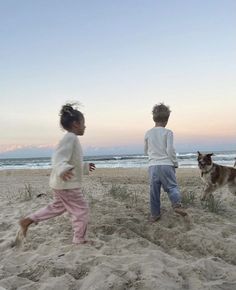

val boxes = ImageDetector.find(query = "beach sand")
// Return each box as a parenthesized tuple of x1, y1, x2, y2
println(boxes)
(0, 168, 236, 290)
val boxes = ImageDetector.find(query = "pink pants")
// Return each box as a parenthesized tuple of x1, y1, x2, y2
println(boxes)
(28, 188, 89, 244)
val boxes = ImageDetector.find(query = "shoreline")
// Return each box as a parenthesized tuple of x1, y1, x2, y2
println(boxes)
(1, 150, 235, 171)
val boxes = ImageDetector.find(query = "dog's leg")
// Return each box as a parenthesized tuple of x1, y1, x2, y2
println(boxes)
(201, 185, 216, 201)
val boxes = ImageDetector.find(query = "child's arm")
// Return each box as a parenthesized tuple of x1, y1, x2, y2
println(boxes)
(83, 162, 96, 175)
(166, 131, 178, 168)
(53, 134, 75, 178)
(144, 133, 148, 155)
(144, 139, 148, 155)
(61, 168, 74, 181)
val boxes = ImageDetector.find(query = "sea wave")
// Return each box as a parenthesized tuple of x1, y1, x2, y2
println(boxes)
(0, 151, 235, 170)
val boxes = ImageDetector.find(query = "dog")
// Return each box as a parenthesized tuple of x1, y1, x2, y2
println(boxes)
(197, 151, 236, 200)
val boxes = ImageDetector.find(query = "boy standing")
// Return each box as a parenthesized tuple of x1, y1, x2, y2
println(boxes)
(144, 103, 187, 222)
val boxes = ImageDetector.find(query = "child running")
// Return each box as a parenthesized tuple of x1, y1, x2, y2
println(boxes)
(17, 103, 95, 244)
(144, 103, 187, 222)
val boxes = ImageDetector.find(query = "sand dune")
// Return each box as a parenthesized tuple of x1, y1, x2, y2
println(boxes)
(0, 168, 236, 289)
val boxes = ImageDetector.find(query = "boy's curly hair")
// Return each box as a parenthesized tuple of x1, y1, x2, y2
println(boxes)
(152, 103, 171, 123)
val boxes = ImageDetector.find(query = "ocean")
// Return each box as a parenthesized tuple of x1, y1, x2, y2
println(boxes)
(0, 151, 235, 170)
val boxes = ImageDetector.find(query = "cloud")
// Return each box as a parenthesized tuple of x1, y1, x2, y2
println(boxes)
(1, 140, 235, 159)
(84, 145, 144, 156)
(0, 144, 144, 159)
(0, 145, 55, 158)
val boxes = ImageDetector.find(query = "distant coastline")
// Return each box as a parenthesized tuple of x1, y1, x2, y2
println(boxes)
(0, 150, 235, 170)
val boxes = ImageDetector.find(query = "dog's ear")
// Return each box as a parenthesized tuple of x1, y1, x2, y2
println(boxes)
(197, 151, 201, 156)
(206, 153, 214, 158)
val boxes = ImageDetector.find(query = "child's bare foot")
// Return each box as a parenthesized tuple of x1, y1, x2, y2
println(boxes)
(83, 240, 95, 245)
(19, 217, 34, 237)
(14, 218, 34, 247)
(174, 207, 188, 217)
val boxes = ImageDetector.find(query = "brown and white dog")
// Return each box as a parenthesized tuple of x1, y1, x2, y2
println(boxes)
(197, 151, 236, 200)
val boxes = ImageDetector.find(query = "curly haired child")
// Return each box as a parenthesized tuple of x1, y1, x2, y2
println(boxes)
(17, 103, 95, 244)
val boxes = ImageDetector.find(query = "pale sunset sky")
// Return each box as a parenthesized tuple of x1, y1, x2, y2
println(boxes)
(1, 0, 236, 157)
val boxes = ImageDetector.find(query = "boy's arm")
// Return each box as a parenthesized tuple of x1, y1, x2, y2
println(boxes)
(166, 131, 178, 168)
(144, 132, 148, 155)
(144, 139, 148, 155)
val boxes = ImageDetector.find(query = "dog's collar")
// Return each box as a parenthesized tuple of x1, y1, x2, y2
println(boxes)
(201, 165, 213, 176)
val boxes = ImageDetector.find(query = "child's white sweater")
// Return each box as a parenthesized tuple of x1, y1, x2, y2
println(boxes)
(144, 127, 179, 167)
(49, 132, 89, 190)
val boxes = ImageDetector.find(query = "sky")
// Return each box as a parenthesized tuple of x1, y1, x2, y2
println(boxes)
(1, 0, 236, 158)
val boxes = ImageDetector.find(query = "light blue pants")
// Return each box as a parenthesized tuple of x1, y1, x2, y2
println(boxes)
(148, 165, 181, 217)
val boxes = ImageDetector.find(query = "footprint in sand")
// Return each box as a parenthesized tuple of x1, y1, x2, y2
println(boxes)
(0, 222, 12, 231)
(0, 238, 16, 250)
(93, 224, 117, 235)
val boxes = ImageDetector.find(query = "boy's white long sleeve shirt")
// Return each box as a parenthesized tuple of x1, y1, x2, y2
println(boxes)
(49, 132, 89, 190)
(144, 127, 178, 167)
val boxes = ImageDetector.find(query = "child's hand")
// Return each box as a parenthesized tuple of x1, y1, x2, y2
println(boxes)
(89, 163, 96, 171)
(61, 168, 74, 181)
